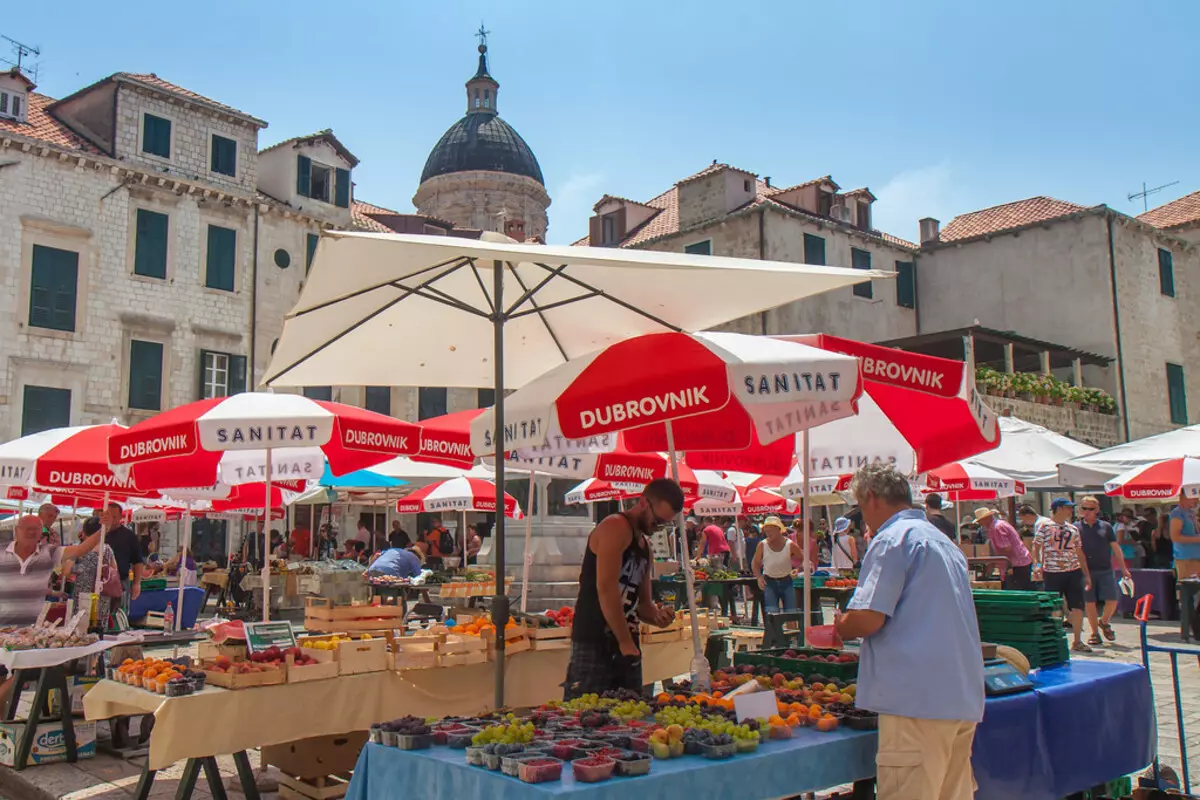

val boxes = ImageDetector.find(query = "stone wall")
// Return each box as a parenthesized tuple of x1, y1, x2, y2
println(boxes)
(985, 395, 1122, 448)
(413, 170, 550, 239)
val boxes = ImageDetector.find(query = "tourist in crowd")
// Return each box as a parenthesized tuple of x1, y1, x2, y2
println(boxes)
(684, 517, 700, 558)
(465, 527, 482, 565)
(697, 518, 731, 568)
(163, 546, 198, 587)
(1032, 498, 1092, 652)
(355, 518, 374, 549)
(367, 544, 425, 580)
(1017, 504, 1052, 536)
(1114, 509, 1141, 566)
(924, 493, 957, 539)
(388, 520, 411, 549)
(289, 523, 312, 559)
(1168, 493, 1200, 641)
(38, 503, 61, 546)
(1076, 495, 1130, 645)
(269, 529, 287, 557)
(753, 516, 802, 613)
(563, 479, 682, 699)
(423, 516, 455, 561)
(726, 516, 746, 571)
(68, 517, 120, 629)
(788, 518, 819, 572)
(100, 502, 144, 608)
(1134, 508, 1159, 565)
(316, 524, 337, 560)
(243, 521, 264, 568)
(1, 515, 105, 626)
(1154, 508, 1176, 568)
(975, 507, 1033, 590)
(829, 516, 858, 574)
(834, 464, 984, 800)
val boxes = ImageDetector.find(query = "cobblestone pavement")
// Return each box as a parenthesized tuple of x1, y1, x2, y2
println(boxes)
(0, 617, 1194, 799)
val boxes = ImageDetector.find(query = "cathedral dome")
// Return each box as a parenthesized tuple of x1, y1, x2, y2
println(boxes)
(420, 113, 544, 185)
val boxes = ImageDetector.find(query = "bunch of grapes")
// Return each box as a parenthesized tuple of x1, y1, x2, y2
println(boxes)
(482, 742, 526, 756)
(380, 715, 431, 735)
(600, 688, 644, 701)
(559, 693, 607, 712)
(608, 700, 651, 721)
(472, 722, 536, 746)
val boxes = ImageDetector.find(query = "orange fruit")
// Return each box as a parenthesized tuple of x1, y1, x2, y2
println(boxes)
(785, 713, 800, 726)
(712, 691, 724, 699)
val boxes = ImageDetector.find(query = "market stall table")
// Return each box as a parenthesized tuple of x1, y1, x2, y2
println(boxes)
(128, 587, 206, 629)
(792, 581, 855, 614)
(1116, 568, 1177, 621)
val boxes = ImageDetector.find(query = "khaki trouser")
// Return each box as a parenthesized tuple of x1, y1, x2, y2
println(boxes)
(1176, 558, 1200, 580)
(876, 714, 977, 800)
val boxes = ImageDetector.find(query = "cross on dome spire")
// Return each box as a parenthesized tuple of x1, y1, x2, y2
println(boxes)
(465, 26, 499, 115)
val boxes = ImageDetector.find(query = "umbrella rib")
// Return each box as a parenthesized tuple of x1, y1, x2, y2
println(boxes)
(504, 262, 568, 317)
(508, 291, 602, 319)
(466, 258, 496, 315)
(290, 256, 470, 319)
(406, 283, 492, 318)
(528, 262, 684, 332)
(506, 262, 569, 361)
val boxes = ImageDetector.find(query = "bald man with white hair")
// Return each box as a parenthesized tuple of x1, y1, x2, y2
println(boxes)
(38, 503, 60, 545)
(2, 515, 103, 626)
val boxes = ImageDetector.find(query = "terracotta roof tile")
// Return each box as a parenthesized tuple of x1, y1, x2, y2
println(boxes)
(880, 231, 919, 250)
(351, 200, 399, 233)
(0, 92, 102, 153)
(937, 196, 1087, 242)
(259, 129, 359, 167)
(117, 73, 266, 126)
(1139, 190, 1200, 230)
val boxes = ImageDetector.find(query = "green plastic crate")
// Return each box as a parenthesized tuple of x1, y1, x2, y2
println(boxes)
(140, 578, 167, 592)
(733, 648, 859, 680)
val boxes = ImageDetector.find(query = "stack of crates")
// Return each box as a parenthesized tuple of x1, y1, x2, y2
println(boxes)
(972, 590, 1070, 669)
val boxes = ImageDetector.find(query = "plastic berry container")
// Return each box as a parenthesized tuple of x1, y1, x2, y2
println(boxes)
(381, 730, 400, 748)
(483, 752, 504, 771)
(368, 726, 382, 744)
(445, 729, 480, 749)
(683, 738, 705, 756)
(614, 752, 652, 777)
(702, 742, 736, 760)
(396, 733, 433, 750)
(518, 757, 564, 784)
(572, 756, 616, 783)
(735, 737, 759, 754)
(464, 745, 487, 765)
(502, 753, 541, 777)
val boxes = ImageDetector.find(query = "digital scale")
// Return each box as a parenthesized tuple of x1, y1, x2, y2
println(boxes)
(983, 658, 1034, 696)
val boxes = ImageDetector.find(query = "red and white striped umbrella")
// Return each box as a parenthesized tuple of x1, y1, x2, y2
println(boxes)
(0, 424, 149, 499)
(565, 478, 641, 505)
(927, 461, 1025, 498)
(396, 476, 523, 518)
(1104, 458, 1200, 500)
(688, 488, 798, 517)
(108, 392, 421, 489)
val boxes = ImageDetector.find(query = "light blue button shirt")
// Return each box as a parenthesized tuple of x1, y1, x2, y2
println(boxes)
(847, 508, 985, 722)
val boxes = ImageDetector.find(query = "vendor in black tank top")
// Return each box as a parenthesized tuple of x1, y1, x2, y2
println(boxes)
(564, 478, 685, 700)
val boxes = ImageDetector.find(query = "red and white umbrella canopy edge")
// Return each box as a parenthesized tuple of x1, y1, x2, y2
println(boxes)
(396, 476, 523, 518)
(107, 392, 422, 489)
(415, 409, 484, 468)
(926, 461, 1025, 498)
(1104, 458, 1200, 500)
(688, 488, 798, 517)
(565, 478, 642, 505)
(470, 331, 862, 458)
(0, 424, 154, 500)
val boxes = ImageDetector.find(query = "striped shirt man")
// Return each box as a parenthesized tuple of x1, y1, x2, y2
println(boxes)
(0, 515, 104, 626)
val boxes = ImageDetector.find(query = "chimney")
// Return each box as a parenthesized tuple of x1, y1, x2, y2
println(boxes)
(919, 217, 940, 245)
(764, 177, 771, 188)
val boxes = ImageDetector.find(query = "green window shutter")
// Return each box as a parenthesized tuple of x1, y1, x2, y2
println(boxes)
(1167, 363, 1188, 425)
(895, 261, 915, 309)
(306, 233, 319, 275)
(230, 355, 248, 394)
(297, 155, 312, 197)
(134, 209, 169, 278)
(334, 168, 351, 208)
(303, 386, 332, 402)
(803, 234, 825, 266)
(21, 385, 71, 435)
(851, 248, 873, 299)
(211, 135, 237, 177)
(142, 114, 171, 158)
(206, 225, 237, 291)
(684, 240, 711, 255)
(128, 340, 164, 410)
(29, 244, 78, 332)
(364, 386, 391, 415)
(1159, 249, 1175, 297)
(477, 388, 495, 408)
(418, 387, 447, 420)
(198, 349, 213, 399)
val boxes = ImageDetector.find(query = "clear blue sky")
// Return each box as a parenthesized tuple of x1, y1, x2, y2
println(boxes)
(6, 0, 1198, 244)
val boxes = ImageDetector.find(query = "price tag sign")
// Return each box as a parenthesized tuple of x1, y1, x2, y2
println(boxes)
(243, 621, 297, 653)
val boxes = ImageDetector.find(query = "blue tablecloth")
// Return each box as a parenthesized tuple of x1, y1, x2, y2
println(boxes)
(345, 660, 1153, 800)
(127, 587, 206, 629)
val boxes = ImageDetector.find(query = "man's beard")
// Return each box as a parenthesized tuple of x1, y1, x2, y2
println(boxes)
(630, 509, 654, 535)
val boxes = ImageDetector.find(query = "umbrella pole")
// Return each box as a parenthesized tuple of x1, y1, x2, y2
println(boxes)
(490, 258, 509, 711)
(176, 504, 192, 631)
(801, 431, 812, 644)
(665, 421, 709, 692)
(520, 469, 534, 613)
(262, 449, 273, 622)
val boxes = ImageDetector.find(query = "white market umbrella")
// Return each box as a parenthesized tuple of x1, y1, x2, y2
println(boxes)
(1103, 458, 1200, 501)
(926, 461, 1025, 498)
(1058, 424, 1200, 487)
(263, 231, 887, 708)
(969, 416, 1096, 490)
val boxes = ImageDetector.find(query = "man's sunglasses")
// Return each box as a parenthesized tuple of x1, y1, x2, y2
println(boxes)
(1079, 506, 1100, 512)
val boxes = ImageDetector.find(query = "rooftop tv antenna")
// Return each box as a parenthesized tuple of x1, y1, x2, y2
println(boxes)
(1129, 180, 1179, 212)
(0, 35, 41, 84)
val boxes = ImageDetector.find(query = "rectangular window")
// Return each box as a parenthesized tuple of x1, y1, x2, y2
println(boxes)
(199, 350, 246, 399)
(857, 201, 871, 231)
(306, 233, 319, 274)
(309, 163, 332, 203)
(364, 386, 391, 415)
(684, 240, 711, 256)
(1167, 363, 1188, 425)
(0, 92, 7, 115)
(21, 385, 71, 435)
(477, 388, 496, 408)
(1159, 248, 1175, 297)
(29, 244, 79, 332)
(142, 113, 171, 158)
(303, 386, 333, 401)
(895, 261, 915, 309)
(134, 209, 169, 279)
(211, 134, 237, 177)
(851, 248, 873, 299)
(205, 224, 237, 291)
(818, 191, 834, 217)
(418, 387, 448, 420)
(128, 340, 164, 411)
(601, 216, 616, 245)
(803, 233, 826, 266)
(11, 95, 20, 119)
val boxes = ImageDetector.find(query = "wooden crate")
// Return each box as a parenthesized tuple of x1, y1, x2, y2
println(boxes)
(335, 638, 388, 675)
(436, 635, 488, 655)
(642, 627, 684, 644)
(286, 656, 339, 684)
(201, 663, 285, 689)
(278, 771, 351, 800)
(438, 650, 488, 668)
(390, 649, 438, 670)
(197, 641, 247, 661)
(530, 637, 571, 651)
(304, 598, 406, 630)
(524, 625, 571, 641)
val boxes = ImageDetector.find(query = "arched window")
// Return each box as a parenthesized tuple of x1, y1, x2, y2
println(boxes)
(484, 91, 490, 108)
(473, 89, 480, 109)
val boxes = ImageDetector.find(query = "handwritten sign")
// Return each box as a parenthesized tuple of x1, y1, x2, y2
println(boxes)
(243, 621, 296, 653)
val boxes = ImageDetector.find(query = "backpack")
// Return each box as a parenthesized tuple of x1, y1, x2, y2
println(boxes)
(438, 530, 456, 556)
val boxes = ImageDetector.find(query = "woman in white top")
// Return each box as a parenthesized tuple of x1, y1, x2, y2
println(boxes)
(829, 516, 858, 574)
(753, 516, 803, 612)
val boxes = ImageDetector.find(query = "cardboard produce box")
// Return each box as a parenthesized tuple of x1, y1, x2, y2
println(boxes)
(263, 732, 367, 780)
(0, 721, 96, 767)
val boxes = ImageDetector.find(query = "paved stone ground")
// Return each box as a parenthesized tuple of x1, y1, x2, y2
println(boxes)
(0, 616, 1195, 799)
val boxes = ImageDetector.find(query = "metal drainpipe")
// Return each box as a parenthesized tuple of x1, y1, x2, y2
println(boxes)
(759, 208, 768, 334)
(249, 205, 260, 388)
(1105, 214, 1131, 441)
